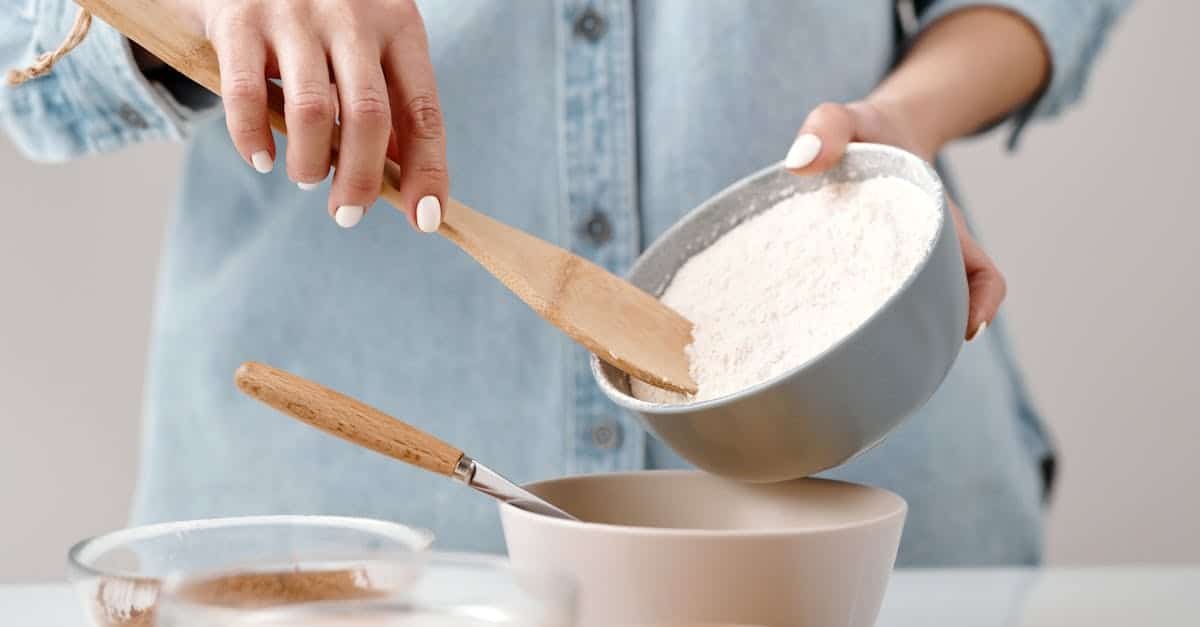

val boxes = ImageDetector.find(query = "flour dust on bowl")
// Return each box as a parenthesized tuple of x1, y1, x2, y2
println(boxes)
(67, 515, 433, 627)
(593, 143, 969, 481)
(499, 470, 907, 627)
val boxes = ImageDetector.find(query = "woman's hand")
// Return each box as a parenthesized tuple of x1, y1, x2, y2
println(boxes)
(778, 8, 1051, 341)
(165, 0, 446, 231)
(783, 100, 1004, 341)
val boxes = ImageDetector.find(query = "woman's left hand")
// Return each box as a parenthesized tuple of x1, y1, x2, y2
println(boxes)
(784, 100, 1003, 341)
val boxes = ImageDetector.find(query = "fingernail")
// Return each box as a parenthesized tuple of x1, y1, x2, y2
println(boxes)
(250, 151, 273, 174)
(784, 134, 822, 170)
(969, 320, 989, 341)
(416, 195, 442, 233)
(334, 205, 364, 229)
(298, 167, 331, 190)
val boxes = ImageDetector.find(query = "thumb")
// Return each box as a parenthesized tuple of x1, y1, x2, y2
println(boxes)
(784, 102, 859, 174)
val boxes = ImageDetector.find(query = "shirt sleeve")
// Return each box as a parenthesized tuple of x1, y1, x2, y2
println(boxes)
(0, 0, 219, 163)
(914, 0, 1133, 150)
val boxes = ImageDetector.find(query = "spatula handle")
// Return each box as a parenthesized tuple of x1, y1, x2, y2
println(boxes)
(235, 362, 464, 476)
(76, 0, 220, 100)
(79, 2, 514, 250)
(75, 0, 699, 395)
(75, 0, 407, 191)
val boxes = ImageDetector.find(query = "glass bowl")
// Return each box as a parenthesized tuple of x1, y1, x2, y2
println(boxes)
(67, 515, 434, 627)
(156, 552, 577, 626)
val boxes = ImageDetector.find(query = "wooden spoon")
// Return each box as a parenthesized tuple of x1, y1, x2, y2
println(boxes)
(76, 0, 696, 394)
(234, 361, 578, 521)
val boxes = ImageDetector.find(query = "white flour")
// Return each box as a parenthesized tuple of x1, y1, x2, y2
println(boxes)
(631, 176, 939, 405)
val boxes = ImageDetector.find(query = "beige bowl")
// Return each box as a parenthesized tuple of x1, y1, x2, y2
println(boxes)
(499, 471, 906, 627)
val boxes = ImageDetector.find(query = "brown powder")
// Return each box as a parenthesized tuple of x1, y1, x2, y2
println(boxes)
(91, 568, 382, 627)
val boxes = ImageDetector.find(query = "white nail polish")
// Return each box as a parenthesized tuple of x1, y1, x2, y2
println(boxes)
(969, 320, 989, 341)
(784, 134, 822, 170)
(416, 195, 442, 233)
(251, 151, 273, 174)
(298, 167, 331, 190)
(335, 205, 364, 229)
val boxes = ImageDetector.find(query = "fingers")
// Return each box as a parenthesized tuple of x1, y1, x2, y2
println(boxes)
(963, 238, 1006, 341)
(950, 202, 1007, 340)
(273, 16, 334, 190)
(209, 2, 445, 231)
(386, 130, 402, 163)
(327, 37, 392, 228)
(784, 100, 907, 175)
(210, 8, 274, 173)
(784, 102, 857, 174)
(384, 25, 448, 233)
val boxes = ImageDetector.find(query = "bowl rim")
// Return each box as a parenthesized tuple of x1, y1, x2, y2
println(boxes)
(593, 142, 950, 414)
(499, 470, 908, 537)
(67, 514, 435, 581)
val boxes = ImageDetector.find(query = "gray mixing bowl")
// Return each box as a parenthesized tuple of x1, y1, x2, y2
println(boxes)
(592, 143, 968, 482)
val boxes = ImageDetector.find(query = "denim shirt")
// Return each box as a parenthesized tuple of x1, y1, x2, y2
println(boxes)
(1, 0, 1128, 566)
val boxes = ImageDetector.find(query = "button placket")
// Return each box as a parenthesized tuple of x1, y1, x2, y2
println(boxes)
(582, 210, 613, 245)
(560, 0, 645, 475)
(573, 7, 608, 42)
(590, 420, 622, 449)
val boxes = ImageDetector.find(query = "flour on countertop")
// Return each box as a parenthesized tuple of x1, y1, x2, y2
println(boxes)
(631, 176, 939, 405)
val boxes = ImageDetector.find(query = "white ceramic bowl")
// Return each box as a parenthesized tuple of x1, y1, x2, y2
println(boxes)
(499, 471, 906, 627)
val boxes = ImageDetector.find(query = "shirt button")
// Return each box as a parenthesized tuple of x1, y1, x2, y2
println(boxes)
(573, 7, 607, 43)
(591, 421, 622, 450)
(117, 103, 149, 129)
(583, 211, 612, 245)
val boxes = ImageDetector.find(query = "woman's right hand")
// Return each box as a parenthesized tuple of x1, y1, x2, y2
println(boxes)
(165, 0, 446, 231)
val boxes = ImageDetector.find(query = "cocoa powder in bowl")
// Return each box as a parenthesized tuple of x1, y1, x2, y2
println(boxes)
(70, 516, 432, 627)
(92, 568, 381, 627)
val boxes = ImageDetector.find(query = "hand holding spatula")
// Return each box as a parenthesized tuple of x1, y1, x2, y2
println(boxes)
(66, 0, 697, 395)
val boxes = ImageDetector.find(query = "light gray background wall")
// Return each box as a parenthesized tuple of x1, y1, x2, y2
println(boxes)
(0, 2, 1194, 580)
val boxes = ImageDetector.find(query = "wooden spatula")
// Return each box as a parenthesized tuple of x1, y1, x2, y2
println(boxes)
(234, 361, 578, 521)
(76, 0, 696, 394)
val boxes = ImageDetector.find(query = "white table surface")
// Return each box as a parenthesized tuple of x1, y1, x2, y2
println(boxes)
(6, 567, 1198, 626)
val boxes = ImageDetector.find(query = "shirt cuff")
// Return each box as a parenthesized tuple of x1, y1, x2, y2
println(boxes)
(2, 5, 218, 162)
(916, 0, 1128, 150)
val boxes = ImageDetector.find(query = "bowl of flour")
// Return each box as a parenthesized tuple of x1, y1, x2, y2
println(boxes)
(592, 143, 968, 482)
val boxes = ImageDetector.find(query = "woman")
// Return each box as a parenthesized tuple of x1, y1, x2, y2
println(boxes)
(1, 1, 1127, 566)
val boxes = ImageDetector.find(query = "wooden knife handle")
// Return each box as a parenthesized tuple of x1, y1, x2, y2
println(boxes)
(235, 362, 464, 476)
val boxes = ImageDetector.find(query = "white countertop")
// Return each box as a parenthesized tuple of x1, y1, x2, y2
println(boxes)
(7, 567, 1198, 626)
